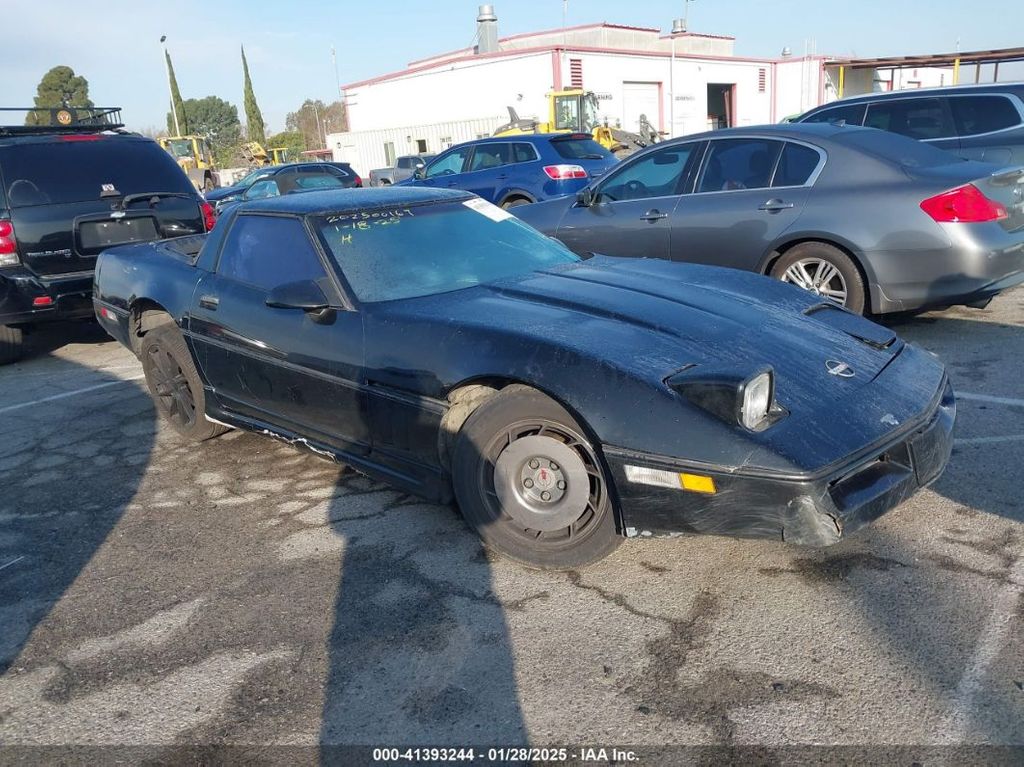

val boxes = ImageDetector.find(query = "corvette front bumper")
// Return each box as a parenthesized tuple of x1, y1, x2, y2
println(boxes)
(604, 378, 955, 546)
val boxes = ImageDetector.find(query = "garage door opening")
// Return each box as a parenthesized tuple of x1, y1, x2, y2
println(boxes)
(707, 83, 735, 130)
(622, 81, 662, 134)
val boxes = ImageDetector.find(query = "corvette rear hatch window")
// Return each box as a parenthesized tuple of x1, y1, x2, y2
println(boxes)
(314, 200, 579, 303)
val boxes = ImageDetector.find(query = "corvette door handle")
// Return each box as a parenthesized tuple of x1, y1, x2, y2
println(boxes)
(199, 294, 219, 310)
(640, 210, 668, 221)
(758, 199, 795, 212)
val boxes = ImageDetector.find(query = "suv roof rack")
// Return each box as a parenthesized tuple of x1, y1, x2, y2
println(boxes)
(0, 106, 125, 137)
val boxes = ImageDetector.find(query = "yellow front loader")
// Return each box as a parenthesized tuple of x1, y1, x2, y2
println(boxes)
(494, 89, 660, 158)
(241, 142, 291, 168)
(158, 135, 219, 191)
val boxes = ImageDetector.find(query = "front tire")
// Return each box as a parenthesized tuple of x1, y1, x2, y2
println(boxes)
(0, 324, 25, 366)
(771, 242, 866, 314)
(452, 385, 621, 569)
(140, 325, 226, 441)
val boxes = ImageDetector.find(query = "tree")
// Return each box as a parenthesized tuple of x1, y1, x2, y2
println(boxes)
(164, 50, 189, 135)
(241, 46, 266, 146)
(167, 96, 241, 159)
(266, 131, 307, 162)
(25, 66, 92, 126)
(285, 100, 348, 151)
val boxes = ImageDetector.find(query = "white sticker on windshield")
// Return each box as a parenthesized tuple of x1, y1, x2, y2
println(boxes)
(463, 197, 513, 222)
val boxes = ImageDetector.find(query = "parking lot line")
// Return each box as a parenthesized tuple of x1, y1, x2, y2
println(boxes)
(0, 376, 144, 417)
(957, 392, 1024, 408)
(937, 555, 1024, 743)
(954, 435, 1024, 446)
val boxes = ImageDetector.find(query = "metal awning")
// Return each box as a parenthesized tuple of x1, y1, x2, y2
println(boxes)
(829, 47, 1024, 70)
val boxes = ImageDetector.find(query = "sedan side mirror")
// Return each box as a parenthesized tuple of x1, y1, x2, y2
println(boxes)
(266, 280, 333, 322)
(576, 187, 594, 207)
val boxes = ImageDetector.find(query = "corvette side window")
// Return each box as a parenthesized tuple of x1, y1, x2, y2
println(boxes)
(596, 145, 693, 202)
(219, 215, 327, 292)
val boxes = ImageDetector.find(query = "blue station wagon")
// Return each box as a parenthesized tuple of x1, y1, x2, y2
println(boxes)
(400, 133, 618, 209)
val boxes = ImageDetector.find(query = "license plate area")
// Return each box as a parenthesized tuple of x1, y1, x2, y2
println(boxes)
(77, 216, 159, 255)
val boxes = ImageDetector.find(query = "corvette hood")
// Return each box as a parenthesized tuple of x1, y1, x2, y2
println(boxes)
(471, 256, 900, 397)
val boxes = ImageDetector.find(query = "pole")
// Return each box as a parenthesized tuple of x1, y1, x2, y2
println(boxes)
(161, 36, 181, 136)
(313, 102, 324, 150)
(331, 46, 341, 100)
(670, 37, 676, 139)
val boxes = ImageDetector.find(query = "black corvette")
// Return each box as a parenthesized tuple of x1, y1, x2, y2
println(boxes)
(93, 188, 955, 568)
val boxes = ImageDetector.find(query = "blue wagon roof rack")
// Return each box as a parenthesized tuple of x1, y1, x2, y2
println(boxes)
(0, 106, 125, 137)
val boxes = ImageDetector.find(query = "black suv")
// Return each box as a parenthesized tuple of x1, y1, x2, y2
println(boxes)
(795, 83, 1024, 166)
(0, 107, 213, 364)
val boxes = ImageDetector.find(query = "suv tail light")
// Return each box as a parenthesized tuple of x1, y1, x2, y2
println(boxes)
(543, 164, 588, 180)
(354, 175, 363, 187)
(200, 201, 216, 231)
(0, 219, 19, 266)
(920, 184, 1007, 223)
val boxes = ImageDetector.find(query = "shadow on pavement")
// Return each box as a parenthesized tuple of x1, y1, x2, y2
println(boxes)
(0, 358, 155, 674)
(319, 465, 526, 753)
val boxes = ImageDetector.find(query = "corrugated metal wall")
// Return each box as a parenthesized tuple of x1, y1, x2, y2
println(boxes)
(325, 116, 506, 174)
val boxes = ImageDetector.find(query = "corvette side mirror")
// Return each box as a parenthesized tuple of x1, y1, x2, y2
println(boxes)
(576, 187, 594, 207)
(413, 167, 426, 180)
(266, 280, 333, 322)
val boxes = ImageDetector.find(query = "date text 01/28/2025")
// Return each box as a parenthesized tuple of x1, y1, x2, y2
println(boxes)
(370, 747, 639, 762)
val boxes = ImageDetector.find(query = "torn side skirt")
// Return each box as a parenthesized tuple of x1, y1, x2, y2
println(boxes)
(605, 380, 955, 546)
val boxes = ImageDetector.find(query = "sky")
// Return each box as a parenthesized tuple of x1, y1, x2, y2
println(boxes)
(5, 0, 1023, 134)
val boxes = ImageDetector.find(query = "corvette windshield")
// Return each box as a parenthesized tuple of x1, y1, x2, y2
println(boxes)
(314, 199, 579, 302)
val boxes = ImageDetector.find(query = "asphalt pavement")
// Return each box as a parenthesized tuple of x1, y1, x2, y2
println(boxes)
(0, 288, 1021, 759)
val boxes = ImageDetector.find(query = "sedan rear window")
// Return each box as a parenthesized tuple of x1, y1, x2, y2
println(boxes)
(0, 137, 193, 208)
(550, 137, 613, 160)
(840, 129, 958, 168)
(773, 143, 821, 187)
(315, 200, 578, 303)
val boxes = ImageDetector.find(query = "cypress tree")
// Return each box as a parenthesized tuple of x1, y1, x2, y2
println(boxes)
(241, 46, 266, 145)
(165, 50, 189, 135)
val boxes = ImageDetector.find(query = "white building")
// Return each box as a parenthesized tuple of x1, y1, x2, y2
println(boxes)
(327, 6, 829, 172)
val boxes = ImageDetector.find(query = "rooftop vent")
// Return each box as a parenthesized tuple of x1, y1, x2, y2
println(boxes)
(476, 4, 499, 54)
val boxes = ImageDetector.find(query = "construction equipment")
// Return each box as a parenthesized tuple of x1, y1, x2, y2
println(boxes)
(241, 141, 291, 168)
(158, 135, 219, 191)
(494, 89, 661, 158)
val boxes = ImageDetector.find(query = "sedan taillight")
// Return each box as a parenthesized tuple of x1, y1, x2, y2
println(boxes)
(543, 164, 588, 180)
(0, 219, 19, 266)
(920, 183, 1007, 223)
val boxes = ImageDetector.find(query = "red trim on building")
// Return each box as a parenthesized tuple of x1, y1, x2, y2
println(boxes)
(345, 44, 795, 91)
(401, 21, 663, 68)
(551, 50, 562, 90)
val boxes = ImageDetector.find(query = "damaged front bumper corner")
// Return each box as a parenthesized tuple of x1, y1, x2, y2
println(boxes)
(605, 378, 956, 546)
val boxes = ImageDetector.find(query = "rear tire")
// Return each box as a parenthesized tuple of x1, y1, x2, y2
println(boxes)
(501, 198, 531, 210)
(140, 325, 226, 441)
(0, 324, 25, 366)
(452, 385, 621, 569)
(770, 242, 866, 315)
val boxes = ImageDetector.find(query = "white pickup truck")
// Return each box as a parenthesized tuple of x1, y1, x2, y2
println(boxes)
(367, 154, 435, 186)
